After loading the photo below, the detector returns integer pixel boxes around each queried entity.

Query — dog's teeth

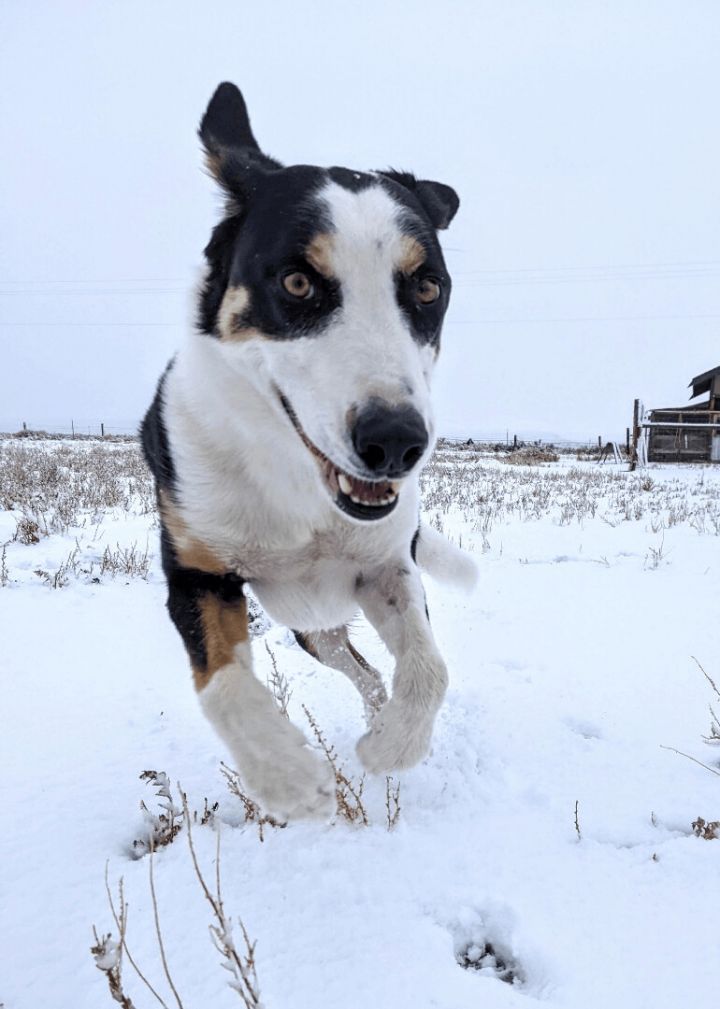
[350,494,363,504]
[390,481,401,493]
[338,473,353,495]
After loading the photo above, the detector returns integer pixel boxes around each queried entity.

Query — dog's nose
[352,402,429,478]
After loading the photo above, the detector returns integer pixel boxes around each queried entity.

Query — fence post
[71,419,75,439]
[22,421,27,432]
[101,422,105,438]
[630,398,640,471]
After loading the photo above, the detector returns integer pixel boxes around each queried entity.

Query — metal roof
[688,365,720,399]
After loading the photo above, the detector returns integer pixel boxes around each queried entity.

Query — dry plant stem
[660,744,720,777]
[574,800,582,840]
[264,641,292,717]
[104,864,170,1009]
[385,776,401,830]
[180,789,262,1008]
[91,926,137,1009]
[148,839,185,1009]
[220,761,283,841]
[693,656,720,743]
[302,704,368,825]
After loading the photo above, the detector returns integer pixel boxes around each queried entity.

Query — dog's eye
[282,271,314,299]
[416,278,441,305]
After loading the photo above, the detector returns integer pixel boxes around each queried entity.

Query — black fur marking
[410,528,420,563]
[198,166,343,339]
[199,81,282,190]
[378,171,460,231]
[293,629,317,658]
[160,523,245,676]
[198,214,245,337]
[140,365,176,494]
[393,263,449,349]
[327,166,376,192]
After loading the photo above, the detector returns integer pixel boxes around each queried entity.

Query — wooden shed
[645,366,720,463]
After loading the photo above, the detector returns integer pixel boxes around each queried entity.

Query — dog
[141,82,475,820]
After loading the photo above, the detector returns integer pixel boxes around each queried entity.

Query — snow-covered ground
[2,439,719,1009]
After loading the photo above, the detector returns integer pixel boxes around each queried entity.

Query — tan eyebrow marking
[305,233,336,278]
[398,235,427,275]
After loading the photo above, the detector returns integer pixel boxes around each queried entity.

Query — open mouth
[278,393,400,521]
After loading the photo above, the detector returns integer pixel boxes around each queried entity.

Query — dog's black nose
[352,402,429,478]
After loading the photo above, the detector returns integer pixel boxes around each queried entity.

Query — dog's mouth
[278,393,400,521]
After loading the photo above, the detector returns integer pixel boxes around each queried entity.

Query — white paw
[242,742,336,822]
[356,699,433,773]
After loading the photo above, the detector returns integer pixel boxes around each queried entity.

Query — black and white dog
[142,83,475,820]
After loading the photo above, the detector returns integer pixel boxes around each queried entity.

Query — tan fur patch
[160,490,226,574]
[305,233,336,279]
[204,151,223,183]
[398,235,426,275]
[217,285,262,341]
[193,594,248,689]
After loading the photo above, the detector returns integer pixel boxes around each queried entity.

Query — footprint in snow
[457,939,523,985]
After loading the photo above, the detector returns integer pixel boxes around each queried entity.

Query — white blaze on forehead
[317,181,424,297]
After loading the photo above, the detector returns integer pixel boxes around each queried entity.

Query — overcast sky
[2,1,719,440]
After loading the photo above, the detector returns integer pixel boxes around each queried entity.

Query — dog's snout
[352,402,428,478]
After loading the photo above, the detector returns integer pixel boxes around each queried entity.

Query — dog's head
[198,83,459,523]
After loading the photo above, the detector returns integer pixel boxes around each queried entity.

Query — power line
[2,310,720,328]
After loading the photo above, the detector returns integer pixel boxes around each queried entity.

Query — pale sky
[2,1,719,441]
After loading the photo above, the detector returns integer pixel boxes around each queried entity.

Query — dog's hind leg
[294,628,388,722]
[165,566,335,821]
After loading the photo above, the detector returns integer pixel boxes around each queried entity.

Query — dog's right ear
[199,82,282,194]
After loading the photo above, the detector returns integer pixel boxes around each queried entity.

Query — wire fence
[0,418,623,452]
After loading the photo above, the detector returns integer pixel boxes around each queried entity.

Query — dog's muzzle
[278,392,403,521]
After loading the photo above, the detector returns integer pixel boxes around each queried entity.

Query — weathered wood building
[646,366,720,463]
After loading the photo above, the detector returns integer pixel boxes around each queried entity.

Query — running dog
[141,82,475,820]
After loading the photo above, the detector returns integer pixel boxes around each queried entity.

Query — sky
[1,1,719,441]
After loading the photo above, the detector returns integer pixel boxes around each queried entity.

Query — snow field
[1,439,719,1008]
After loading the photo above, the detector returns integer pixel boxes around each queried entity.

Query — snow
[2,440,719,1008]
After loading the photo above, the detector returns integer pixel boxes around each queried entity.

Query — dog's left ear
[379,171,460,230]
[199,82,282,194]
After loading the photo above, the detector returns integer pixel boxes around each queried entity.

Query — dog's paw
[356,699,433,773]
[244,744,336,822]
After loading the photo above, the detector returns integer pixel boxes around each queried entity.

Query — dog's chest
[236,525,389,631]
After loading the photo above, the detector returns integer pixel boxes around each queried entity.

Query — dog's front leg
[166,571,335,821]
[355,562,448,773]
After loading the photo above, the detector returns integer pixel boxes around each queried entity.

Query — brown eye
[416,277,441,305]
[282,271,314,299]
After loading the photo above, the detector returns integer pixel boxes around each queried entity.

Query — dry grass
[0,440,154,520]
[500,446,560,465]
[691,816,720,840]
[95,781,262,1008]
[422,445,720,538]
[132,771,183,858]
